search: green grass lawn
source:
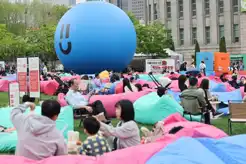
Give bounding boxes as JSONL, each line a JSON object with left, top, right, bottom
{"left": 1, "top": 92, "right": 246, "bottom": 153}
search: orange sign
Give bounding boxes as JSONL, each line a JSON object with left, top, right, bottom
{"left": 214, "top": 52, "right": 230, "bottom": 73}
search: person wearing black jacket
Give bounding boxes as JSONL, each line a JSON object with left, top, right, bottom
{"left": 179, "top": 62, "right": 187, "bottom": 71}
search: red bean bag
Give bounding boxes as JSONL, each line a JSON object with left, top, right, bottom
{"left": 42, "top": 80, "right": 59, "bottom": 96}
{"left": 115, "top": 82, "right": 123, "bottom": 94}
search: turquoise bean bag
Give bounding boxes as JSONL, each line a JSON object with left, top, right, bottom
{"left": 0, "top": 106, "right": 74, "bottom": 153}
{"left": 134, "top": 92, "right": 184, "bottom": 124}
{"left": 139, "top": 74, "right": 164, "bottom": 82}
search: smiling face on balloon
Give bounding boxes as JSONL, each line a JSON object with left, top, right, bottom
{"left": 54, "top": 2, "right": 137, "bottom": 74}
{"left": 59, "top": 24, "right": 72, "bottom": 55}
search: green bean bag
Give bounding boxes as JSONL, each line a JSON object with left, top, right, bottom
{"left": 134, "top": 92, "right": 184, "bottom": 124}
{"left": 0, "top": 106, "right": 73, "bottom": 153}
{"left": 139, "top": 74, "right": 164, "bottom": 82}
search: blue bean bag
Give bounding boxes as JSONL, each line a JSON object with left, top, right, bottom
{"left": 134, "top": 92, "right": 184, "bottom": 124}
{"left": 146, "top": 135, "right": 246, "bottom": 164}
{"left": 210, "top": 83, "right": 227, "bottom": 92}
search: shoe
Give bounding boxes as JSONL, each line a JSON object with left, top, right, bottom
{"left": 211, "top": 113, "right": 223, "bottom": 120}
{"left": 103, "top": 120, "right": 111, "bottom": 125}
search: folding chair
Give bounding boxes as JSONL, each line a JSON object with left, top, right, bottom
{"left": 228, "top": 100, "right": 246, "bottom": 135}
{"left": 180, "top": 95, "right": 204, "bottom": 122}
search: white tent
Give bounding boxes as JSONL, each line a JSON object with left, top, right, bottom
{"left": 164, "top": 48, "right": 184, "bottom": 63}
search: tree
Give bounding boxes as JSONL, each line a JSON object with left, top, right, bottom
{"left": 0, "top": 0, "right": 69, "bottom": 62}
{"left": 135, "top": 22, "right": 172, "bottom": 58}
{"left": 127, "top": 12, "right": 173, "bottom": 58}
{"left": 169, "top": 38, "right": 175, "bottom": 51}
{"left": 193, "top": 40, "right": 200, "bottom": 66}
{"left": 219, "top": 36, "right": 227, "bottom": 53}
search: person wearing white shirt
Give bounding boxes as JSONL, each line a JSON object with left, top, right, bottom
{"left": 122, "top": 78, "right": 138, "bottom": 93}
{"left": 199, "top": 61, "right": 206, "bottom": 76}
{"left": 65, "top": 79, "right": 109, "bottom": 120}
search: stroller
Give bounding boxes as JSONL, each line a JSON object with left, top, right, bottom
{"left": 48, "top": 74, "right": 69, "bottom": 95}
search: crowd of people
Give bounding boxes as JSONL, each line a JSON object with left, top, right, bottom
{"left": 4, "top": 62, "right": 246, "bottom": 161}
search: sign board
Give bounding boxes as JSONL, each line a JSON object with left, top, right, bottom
{"left": 28, "top": 57, "right": 40, "bottom": 98}
{"left": 0, "top": 61, "right": 5, "bottom": 70}
{"left": 145, "top": 59, "right": 176, "bottom": 73}
{"left": 242, "top": 0, "right": 246, "bottom": 12}
{"left": 17, "top": 58, "right": 27, "bottom": 97}
{"left": 9, "top": 82, "right": 20, "bottom": 107}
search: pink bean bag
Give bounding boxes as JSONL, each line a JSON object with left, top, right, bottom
{"left": 61, "top": 76, "right": 80, "bottom": 82}
{"left": 240, "top": 86, "right": 245, "bottom": 97}
{"left": 0, "top": 80, "right": 9, "bottom": 92}
{"left": 57, "top": 93, "right": 68, "bottom": 107}
{"left": 42, "top": 80, "right": 59, "bottom": 96}
{"left": 136, "top": 80, "right": 156, "bottom": 88}
{"left": 166, "top": 73, "right": 180, "bottom": 79}
{"left": 0, "top": 115, "right": 228, "bottom": 164}
{"left": 89, "top": 90, "right": 152, "bottom": 117}
{"left": 169, "top": 80, "right": 179, "bottom": 92}
{"left": 208, "top": 76, "right": 222, "bottom": 83}
{"left": 161, "top": 113, "right": 228, "bottom": 139}
{"left": 223, "top": 82, "right": 235, "bottom": 92}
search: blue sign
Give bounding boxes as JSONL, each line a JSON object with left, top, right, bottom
{"left": 196, "top": 52, "right": 214, "bottom": 72}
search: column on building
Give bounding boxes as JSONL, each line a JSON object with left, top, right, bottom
{"left": 196, "top": 0, "right": 205, "bottom": 45}
{"left": 210, "top": 0, "right": 219, "bottom": 44}
{"left": 158, "top": 0, "right": 166, "bottom": 25}
{"left": 183, "top": 0, "right": 191, "bottom": 46}
{"left": 240, "top": 13, "right": 246, "bottom": 53}
{"left": 170, "top": 0, "right": 178, "bottom": 46}
{"left": 224, "top": 0, "right": 232, "bottom": 44}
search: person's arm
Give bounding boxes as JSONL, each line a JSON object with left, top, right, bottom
{"left": 197, "top": 92, "right": 207, "bottom": 108}
{"left": 100, "top": 122, "right": 135, "bottom": 139}
{"left": 55, "top": 136, "right": 68, "bottom": 156}
{"left": 65, "top": 92, "right": 88, "bottom": 109}
{"left": 11, "top": 102, "right": 35, "bottom": 130}
{"left": 79, "top": 142, "right": 88, "bottom": 155}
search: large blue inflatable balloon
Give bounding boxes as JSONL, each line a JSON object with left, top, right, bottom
{"left": 54, "top": 2, "right": 137, "bottom": 74}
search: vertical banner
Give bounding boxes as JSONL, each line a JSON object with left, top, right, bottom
{"left": 28, "top": 57, "right": 40, "bottom": 98}
{"left": 196, "top": 52, "right": 214, "bottom": 72}
{"left": 9, "top": 82, "right": 20, "bottom": 107}
{"left": 17, "top": 58, "right": 27, "bottom": 97}
{"left": 214, "top": 52, "right": 230, "bottom": 73}
{"left": 242, "top": 0, "right": 246, "bottom": 12}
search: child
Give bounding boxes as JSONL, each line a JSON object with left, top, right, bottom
{"left": 79, "top": 117, "right": 110, "bottom": 156}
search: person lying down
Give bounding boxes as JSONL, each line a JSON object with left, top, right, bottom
{"left": 141, "top": 122, "right": 184, "bottom": 144}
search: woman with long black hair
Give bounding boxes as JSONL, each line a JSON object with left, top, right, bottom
{"left": 122, "top": 78, "right": 138, "bottom": 92}
{"left": 97, "top": 100, "right": 140, "bottom": 150}
{"left": 178, "top": 75, "right": 188, "bottom": 92}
